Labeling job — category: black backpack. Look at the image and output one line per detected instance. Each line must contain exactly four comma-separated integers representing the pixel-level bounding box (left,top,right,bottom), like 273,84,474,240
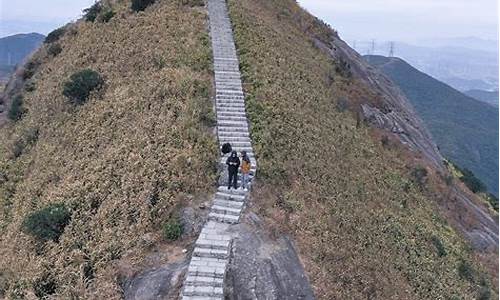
221,143,232,154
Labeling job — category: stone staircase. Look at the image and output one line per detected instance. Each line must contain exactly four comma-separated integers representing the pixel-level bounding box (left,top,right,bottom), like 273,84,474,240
180,0,256,299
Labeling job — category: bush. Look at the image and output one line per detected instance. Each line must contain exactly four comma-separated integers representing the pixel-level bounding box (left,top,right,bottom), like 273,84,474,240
47,43,62,57
83,2,102,22
458,260,475,283
410,166,428,188
162,219,183,241
336,97,349,112
22,203,71,242
100,9,116,22
45,27,66,44
33,274,56,298
485,194,498,212
431,236,447,257
63,69,104,105
8,95,25,121
22,60,40,80
180,0,204,6
131,0,156,12
459,168,486,194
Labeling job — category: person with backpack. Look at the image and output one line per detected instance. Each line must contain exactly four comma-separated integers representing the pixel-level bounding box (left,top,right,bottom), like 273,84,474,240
240,151,251,191
226,150,240,190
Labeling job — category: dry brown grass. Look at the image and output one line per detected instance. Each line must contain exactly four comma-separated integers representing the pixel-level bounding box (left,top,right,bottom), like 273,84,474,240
228,0,497,299
0,0,216,298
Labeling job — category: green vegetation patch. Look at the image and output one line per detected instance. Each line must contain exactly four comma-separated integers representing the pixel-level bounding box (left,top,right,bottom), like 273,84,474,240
63,69,104,105
131,0,156,12
22,203,71,242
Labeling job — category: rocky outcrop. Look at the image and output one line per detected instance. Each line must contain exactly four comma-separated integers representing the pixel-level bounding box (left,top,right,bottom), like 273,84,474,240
314,34,499,251
226,213,315,300
123,261,188,300
314,35,444,170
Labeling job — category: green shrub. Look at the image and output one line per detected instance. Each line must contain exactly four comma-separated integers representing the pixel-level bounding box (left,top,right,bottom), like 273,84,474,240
8,95,25,121
162,219,183,241
45,27,66,44
180,0,204,6
22,203,71,242
22,60,40,80
83,2,102,22
131,0,156,12
24,81,36,92
459,168,487,194
100,9,116,22
458,260,475,283
485,194,498,212
63,69,104,105
410,166,428,188
33,274,56,298
431,236,447,257
47,43,62,57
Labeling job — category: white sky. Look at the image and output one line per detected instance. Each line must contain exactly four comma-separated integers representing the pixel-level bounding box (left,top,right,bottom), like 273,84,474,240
298,0,499,42
0,0,96,36
0,0,498,41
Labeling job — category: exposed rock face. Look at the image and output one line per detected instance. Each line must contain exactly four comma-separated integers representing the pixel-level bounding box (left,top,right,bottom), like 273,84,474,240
314,34,499,251
226,213,315,300
314,36,444,170
123,260,187,300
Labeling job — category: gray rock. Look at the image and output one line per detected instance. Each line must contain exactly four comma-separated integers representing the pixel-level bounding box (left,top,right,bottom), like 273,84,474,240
226,213,315,300
123,261,187,300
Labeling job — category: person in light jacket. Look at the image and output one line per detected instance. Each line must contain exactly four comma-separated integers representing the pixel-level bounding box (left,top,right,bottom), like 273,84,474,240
240,151,251,191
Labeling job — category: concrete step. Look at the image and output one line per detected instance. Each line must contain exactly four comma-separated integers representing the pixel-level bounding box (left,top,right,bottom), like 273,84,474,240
193,247,230,259
195,237,231,250
217,90,244,96
217,120,248,127
183,285,224,298
218,136,251,142
216,102,245,108
217,126,249,133
216,99,245,104
219,141,252,147
213,199,244,209
182,295,223,300
185,275,224,288
208,212,240,224
211,205,241,216
217,116,247,122
217,186,247,195
218,131,249,137
216,106,246,112
187,264,225,278
215,191,246,201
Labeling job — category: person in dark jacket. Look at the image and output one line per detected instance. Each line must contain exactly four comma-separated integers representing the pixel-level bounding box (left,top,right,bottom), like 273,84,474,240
226,151,240,189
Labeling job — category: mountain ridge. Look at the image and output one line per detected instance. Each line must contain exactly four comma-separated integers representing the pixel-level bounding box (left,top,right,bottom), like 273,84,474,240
365,54,498,197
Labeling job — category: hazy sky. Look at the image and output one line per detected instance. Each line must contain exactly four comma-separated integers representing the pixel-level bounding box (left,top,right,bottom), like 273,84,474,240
0,0,95,36
298,0,499,42
0,0,498,42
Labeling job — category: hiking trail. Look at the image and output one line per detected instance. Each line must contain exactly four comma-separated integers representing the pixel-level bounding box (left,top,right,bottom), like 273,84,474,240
180,0,257,298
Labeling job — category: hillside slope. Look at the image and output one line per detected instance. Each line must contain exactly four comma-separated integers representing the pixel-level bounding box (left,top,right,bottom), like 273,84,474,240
228,0,497,298
0,1,217,298
365,55,499,197
465,89,499,107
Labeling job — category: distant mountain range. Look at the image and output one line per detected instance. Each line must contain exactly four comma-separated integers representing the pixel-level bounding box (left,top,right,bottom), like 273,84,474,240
0,33,45,83
365,55,499,196
353,39,498,92
464,89,499,107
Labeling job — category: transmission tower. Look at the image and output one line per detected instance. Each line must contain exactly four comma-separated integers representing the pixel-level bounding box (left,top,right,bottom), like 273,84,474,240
371,39,376,55
389,42,395,57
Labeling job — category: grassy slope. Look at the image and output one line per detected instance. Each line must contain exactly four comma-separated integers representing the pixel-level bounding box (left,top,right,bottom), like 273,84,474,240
228,0,496,299
366,55,499,197
0,1,216,298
